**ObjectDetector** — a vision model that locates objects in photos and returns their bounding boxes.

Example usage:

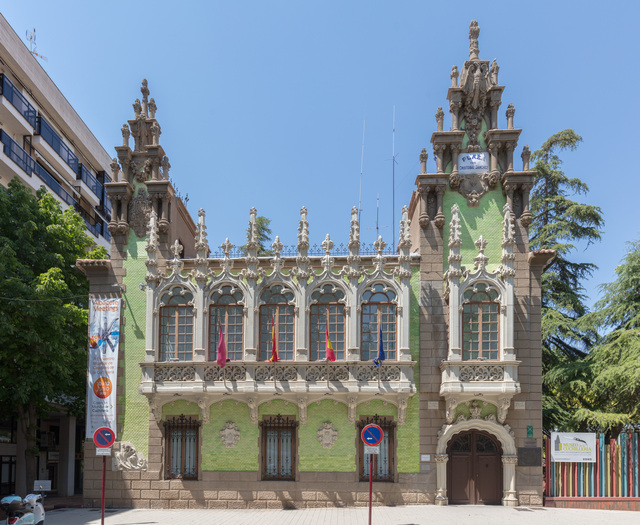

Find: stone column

[435,454,449,505]
[58,415,76,496]
[434,145,445,173]
[434,187,445,228]
[419,185,430,229]
[502,455,518,506]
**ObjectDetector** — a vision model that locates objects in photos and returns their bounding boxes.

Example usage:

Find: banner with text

[86,298,120,438]
[550,432,597,463]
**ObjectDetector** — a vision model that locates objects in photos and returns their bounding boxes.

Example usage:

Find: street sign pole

[361,423,384,525]
[93,427,115,525]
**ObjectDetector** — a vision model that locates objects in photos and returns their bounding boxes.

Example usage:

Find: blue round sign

[361,424,384,446]
[93,427,115,448]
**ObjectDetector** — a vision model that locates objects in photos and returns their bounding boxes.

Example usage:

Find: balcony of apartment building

[32,115,79,189]
[0,74,36,136]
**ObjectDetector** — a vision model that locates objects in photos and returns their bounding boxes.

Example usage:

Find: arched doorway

[447,430,502,505]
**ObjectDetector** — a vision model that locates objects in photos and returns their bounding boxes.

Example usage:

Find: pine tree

[528,130,604,430]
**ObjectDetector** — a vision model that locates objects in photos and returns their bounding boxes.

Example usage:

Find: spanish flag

[325,327,336,362]
[268,315,280,362]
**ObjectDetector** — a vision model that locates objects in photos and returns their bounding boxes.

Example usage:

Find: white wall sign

[458,152,489,174]
[86,298,121,438]
[550,432,596,463]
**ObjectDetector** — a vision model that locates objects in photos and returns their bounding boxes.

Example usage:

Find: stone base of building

[544,497,640,511]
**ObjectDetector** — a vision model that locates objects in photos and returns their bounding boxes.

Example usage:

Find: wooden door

[448,430,502,505]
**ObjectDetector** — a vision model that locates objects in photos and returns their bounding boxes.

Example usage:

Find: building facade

[78,21,551,508]
[0,14,114,498]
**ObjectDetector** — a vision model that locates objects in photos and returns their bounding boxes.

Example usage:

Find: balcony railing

[77,163,102,198]
[141,360,416,394]
[35,116,78,173]
[1,129,76,207]
[82,216,102,238]
[0,74,36,129]
[102,220,111,242]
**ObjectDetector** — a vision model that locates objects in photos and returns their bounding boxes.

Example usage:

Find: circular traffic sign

[361,423,384,446]
[93,427,116,448]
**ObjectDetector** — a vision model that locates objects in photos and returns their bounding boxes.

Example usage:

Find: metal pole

[101,455,106,525]
[368,457,373,525]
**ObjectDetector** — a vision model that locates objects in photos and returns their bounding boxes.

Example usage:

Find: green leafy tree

[572,240,640,432]
[528,130,604,430]
[240,215,273,256]
[0,178,107,490]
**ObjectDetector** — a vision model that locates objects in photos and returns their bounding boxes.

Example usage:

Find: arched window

[209,285,244,362]
[259,285,295,361]
[462,283,499,360]
[309,284,345,361]
[159,289,194,361]
[361,284,396,361]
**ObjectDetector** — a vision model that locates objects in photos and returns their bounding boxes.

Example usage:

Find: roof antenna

[26,28,47,62]
[358,120,365,224]
[392,106,397,247]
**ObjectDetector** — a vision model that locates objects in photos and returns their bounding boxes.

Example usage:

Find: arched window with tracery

[309,284,345,361]
[209,285,244,361]
[259,285,295,361]
[361,283,396,361]
[159,288,194,361]
[462,282,500,360]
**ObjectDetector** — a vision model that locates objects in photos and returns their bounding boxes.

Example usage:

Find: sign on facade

[550,432,596,463]
[86,299,121,438]
[458,152,489,174]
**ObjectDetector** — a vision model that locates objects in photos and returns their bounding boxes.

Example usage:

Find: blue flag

[373,325,385,367]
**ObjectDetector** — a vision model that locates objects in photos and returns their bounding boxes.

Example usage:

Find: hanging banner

[86,298,121,438]
[550,432,596,462]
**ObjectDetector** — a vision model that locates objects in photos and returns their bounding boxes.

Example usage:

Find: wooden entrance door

[447,430,502,505]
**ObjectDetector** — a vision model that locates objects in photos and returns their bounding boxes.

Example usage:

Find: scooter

[0,493,45,525]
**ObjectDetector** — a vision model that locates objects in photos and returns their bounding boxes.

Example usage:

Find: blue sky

[2,1,639,308]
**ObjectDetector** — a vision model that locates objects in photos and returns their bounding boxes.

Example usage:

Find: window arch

[259,285,295,361]
[462,282,500,360]
[209,285,244,362]
[309,284,345,361]
[159,288,194,361]
[361,283,396,361]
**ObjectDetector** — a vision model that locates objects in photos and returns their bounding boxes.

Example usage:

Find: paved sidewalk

[44,505,639,525]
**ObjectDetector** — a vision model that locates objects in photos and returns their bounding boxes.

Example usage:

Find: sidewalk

[44,504,639,525]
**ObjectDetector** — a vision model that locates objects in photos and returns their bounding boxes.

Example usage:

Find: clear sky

[2,1,638,309]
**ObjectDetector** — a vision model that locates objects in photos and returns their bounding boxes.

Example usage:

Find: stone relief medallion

[219,421,241,448]
[451,172,498,207]
[316,422,338,449]
[128,187,152,238]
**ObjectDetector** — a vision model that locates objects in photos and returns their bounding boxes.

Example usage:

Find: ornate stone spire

[270,236,284,273]
[167,239,184,277]
[447,204,463,281]
[473,236,489,271]
[219,238,234,274]
[397,205,412,250]
[295,206,310,281]
[345,206,361,281]
[194,209,209,283]
[373,235,387,272]
[469,20,480,61]
[145,210,159,285]
[243,207,259,282]
[498,203,516,279]
[321,234,334,273]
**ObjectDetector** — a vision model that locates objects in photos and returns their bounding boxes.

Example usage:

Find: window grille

[361,284,397,360]
[260,415,297,480]
[358,415,395,482]
[462,283,499,360]
[163,415,199,480]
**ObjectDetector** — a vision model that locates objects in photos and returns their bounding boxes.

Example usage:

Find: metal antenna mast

[26,28,47,62]
[358,120,365,224]
[392,106,397,247]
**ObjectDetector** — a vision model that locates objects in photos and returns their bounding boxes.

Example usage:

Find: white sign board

[96,447,112,456]
[86,299,121,438]
[550,432,596,463]
[34,480,51,491]
[364,446,380,455]
[458,152,489,174]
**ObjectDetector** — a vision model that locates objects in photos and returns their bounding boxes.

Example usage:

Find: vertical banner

[86,298,121,438]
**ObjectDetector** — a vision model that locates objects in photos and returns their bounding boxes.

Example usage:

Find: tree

[240,215,273,256]
[572,240,640,432]
[0,178,107,491]
[528,130,604,430]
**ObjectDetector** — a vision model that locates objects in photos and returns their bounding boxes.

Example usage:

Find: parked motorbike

[0,493,45,525]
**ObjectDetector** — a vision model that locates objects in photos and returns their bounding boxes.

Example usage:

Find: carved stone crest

[451,171,498,207]
[219,421,241,448]
[128,187,152,238]
[316,422,338,449]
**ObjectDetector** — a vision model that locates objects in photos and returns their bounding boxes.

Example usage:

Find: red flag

[268,315,280,362]
[325,327,336,362]
[216,325,227,367]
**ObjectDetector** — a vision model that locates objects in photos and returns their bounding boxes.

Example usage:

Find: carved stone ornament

[455,171,497,207]
[316,422,338,449]
[112,441,148,471]
[219,422,241,448]
[128,187,152,238]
